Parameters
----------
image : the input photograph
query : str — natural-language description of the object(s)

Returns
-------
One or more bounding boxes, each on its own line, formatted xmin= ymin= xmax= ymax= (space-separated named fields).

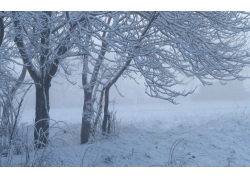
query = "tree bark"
xmin=0 ymin=17 xmax=3 ymax=46
xmin=34 ymin=82 xmax=50 ymax=148
xmin=93 ymin=87 xmax=105 ymax=132
xmin=81 ymin=90 xmax=92 ymax=144
xmin=102 ymin=86 xmax=110 ymax=134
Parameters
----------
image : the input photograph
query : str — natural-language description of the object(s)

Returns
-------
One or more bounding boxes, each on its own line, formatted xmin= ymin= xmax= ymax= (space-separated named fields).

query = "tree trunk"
xmin=102 ymin=86 xmax=110 ymax=134
xmin=93 ymin=87 xmax=105 ymax=133
xmin=1 ymin=100 xmax=10 ymax=127
xmin=101 ymin=59 xmax=133 ymax=134
xmin=34 ymin=83 xmax=50 ymax=148
xmin=81 ymin=90 xmax=93 ymax=144
xmin=0 ymin=17 xmax=4 ymax=46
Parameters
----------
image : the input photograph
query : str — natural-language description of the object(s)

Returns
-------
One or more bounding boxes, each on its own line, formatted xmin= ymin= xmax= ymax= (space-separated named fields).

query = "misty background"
xmin=19 ymin=67 xmax=250 ymax=110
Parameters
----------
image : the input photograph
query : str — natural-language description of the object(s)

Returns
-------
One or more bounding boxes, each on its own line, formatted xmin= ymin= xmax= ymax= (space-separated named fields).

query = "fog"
xmin=12 ymin=47 xmax=250 ymax=113
xmin=20 ymin=70 xmax=250 ymax=112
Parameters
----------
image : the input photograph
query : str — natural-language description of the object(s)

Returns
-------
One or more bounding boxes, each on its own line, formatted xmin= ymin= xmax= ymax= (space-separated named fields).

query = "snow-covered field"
xmin=1 ymin=100 xmax=250 ymax=167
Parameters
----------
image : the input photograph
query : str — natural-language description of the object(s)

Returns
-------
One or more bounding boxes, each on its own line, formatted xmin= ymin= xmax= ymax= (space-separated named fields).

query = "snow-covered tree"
xmin=5 ymin=11 xmax=76 ymax=148
xmin=2 ymin=11 xmax=250 ymax=147
xmin=0 ymin=16 xmax=29 ymax=150
xmin=69 ymin=12 xmax=160 ymax=142
xmin=134 ymin=12 xmax=250 ymax=102
xmin=76 ymin=12 xmax=250 ymax=143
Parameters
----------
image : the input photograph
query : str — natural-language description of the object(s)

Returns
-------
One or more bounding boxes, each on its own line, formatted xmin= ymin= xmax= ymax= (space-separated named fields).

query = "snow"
xmin=1 ymin=100 xmax=250 ymax=167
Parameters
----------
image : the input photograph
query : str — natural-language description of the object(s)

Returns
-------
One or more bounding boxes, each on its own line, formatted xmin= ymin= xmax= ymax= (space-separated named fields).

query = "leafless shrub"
xmin=0 ymin=118 xmax=77 ymax=167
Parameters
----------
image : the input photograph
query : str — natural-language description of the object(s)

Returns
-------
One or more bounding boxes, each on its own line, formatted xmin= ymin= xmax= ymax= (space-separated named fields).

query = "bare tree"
xmin=0 ymin=25 xmax=28 ymax=153
xmin=77 ymin=11 xmax=250 ymax=141
xmin=72 ymin=12 xmax=157 ymax=143
xmin=7 ymin=12 xmax=76 ymax=148
xmin=101 ymin=12 xmax=160 ymax=133
xmin=134 ymin=12 xmax=250 ymax=102
xmin=3 ymin=11 xmax=250 ymax=147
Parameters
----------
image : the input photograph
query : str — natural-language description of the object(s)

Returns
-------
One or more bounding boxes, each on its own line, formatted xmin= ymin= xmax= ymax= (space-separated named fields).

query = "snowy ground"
xmin=1 ymin=100 xmax=250 ymax=167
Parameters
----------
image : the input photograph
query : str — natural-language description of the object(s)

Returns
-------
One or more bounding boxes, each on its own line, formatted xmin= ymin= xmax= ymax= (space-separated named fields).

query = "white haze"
xmin=18 ymin=68 xmax=250 ymax=126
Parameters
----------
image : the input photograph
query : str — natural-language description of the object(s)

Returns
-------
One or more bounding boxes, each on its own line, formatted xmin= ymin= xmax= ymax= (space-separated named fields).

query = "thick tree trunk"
xmin=34 ymin=83 xmax=50 ymax=148
xmin=81 ymin=90 xmax=93 ymax=144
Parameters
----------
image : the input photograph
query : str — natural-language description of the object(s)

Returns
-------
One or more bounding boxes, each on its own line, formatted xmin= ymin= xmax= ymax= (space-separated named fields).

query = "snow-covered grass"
xmin=1 ymin=100 xmax=250 ymax=167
